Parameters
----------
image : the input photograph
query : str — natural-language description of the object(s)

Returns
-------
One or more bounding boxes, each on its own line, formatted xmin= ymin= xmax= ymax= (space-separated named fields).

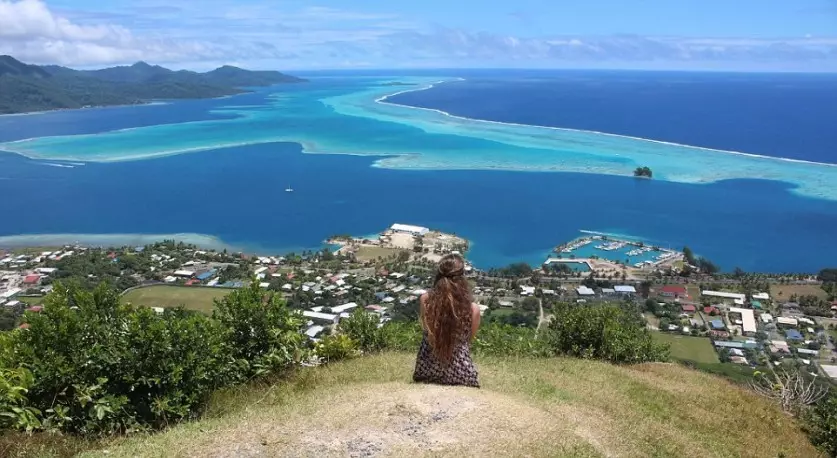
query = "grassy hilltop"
xmin=82 ymin=353 xmax=817 ymax=458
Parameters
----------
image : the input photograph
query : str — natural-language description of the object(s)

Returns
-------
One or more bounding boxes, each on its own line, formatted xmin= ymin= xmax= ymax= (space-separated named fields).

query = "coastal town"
xmin=1 ymin=224 xmax=836 ymax=382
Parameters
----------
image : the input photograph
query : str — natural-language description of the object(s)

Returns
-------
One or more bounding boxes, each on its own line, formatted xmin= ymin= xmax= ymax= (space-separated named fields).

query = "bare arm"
xmin=470 ymin=303 xmax=481 ymax=340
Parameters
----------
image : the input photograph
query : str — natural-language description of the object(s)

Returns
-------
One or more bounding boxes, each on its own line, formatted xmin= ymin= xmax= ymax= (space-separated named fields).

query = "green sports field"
xmin=122 ymin=286 xmax=232 ymax=314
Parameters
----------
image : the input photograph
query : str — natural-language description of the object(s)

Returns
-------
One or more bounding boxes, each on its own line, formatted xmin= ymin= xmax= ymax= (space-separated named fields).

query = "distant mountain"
xmin=0 ymin=56 xmax=306 ymax=115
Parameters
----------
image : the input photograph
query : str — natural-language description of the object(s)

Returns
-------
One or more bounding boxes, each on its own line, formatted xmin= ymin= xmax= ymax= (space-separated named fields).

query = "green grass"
xmin=16 ymin=296 xmax=45 ymax=306
xmin=122 ymin=285 xmax=232 ymax=314
xmin=653 ymin=332 xmax=720 ymax=364
xmin=71 ymin=353 xmax=816 ymax=458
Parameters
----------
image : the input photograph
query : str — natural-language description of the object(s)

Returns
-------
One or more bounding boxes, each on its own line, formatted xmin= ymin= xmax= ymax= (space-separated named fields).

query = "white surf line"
xmin=374 ymin=79 xmax=837 ymax=169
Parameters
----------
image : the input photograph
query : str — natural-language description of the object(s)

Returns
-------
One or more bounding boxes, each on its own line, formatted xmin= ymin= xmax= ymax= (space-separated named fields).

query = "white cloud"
xmin=0 ymin=0 xmax=293 ymax=66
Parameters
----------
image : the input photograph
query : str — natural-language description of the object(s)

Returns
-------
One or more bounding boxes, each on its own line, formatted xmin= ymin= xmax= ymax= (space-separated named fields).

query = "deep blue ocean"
xmin=2 ymin=70 xmax=837 ymax=273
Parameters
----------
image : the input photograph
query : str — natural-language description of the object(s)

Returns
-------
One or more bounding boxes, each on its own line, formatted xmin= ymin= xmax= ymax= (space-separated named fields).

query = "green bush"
xmin=213 ymin=281 xmax=307 ymax=378
xmin=473 ymin=324 xmax=552 ymax=358
xmin=338 ymin=309 xmax=387 ymax=353
xmin=0 ymin=367 xmax=41 ymax=432
xmin=379 ymin=321 xmax=423 ymax=352
xmin=805 ymin=393 xmax=837 ymax=457
xmin=546 ymin=304 xmax=669 ymax=363
xmin=0 ymin=281 xmax=309 ymax=436
xmin=314 ymin=335 xmax=359 ymax=363
xmin=1 ymin=283 xmax=238 ymax=434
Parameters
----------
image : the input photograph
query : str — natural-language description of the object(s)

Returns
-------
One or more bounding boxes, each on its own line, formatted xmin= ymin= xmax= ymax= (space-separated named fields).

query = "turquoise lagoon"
xmin=2 ymin=76 xmax=837 ymax=200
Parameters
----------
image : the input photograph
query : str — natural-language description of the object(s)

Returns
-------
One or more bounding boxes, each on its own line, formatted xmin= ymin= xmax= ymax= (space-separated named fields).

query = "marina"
xmin=552 ymin=234 xmax=681 ymax=269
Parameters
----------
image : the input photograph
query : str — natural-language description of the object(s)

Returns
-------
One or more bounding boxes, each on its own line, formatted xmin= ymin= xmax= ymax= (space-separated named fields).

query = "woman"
xmin=413 ymin=253 xmax=481 ymax=388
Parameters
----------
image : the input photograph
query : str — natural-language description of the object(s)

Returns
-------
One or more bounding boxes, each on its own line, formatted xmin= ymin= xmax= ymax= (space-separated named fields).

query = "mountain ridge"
xmin=0 ymin=55 xmax=306 ymax=114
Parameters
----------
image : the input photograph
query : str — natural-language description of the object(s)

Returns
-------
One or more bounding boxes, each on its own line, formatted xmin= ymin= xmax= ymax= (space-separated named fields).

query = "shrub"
xmin=338 ymin=309 xmax=386 ymax=353
xmin=546 ymin=304 xmax=669 ymax=363
xmin=379 ymin=321 xmax=423 ymax=352
xmin=314 ymin=335 xmax=359 ymax=363
xmin=213 ymin=281 xmax=307 ymax=378
xmin=1 ymin=283 xmax=237 ymax=435
xmin=0 ymin=367 xmax=41 ymax=432
xmin=473 ymin=324 xmax=552 ymax=358
xmin=805 ymin=393 xmax=837 ymax=457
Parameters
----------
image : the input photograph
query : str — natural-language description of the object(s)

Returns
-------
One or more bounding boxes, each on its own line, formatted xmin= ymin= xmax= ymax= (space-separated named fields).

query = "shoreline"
xmin=375 ymin=78 xmax=837 ymax=169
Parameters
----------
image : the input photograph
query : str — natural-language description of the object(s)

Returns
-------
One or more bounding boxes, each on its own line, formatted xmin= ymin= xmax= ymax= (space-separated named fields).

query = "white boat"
xmin=285 ymin=186 xmax=294 ymax=192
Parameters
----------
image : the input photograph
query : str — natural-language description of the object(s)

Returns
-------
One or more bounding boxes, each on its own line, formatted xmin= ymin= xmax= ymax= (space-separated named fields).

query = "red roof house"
xmin=185 ymin=279 xmax=198 ymax=286
xmin=18 ymin=323 xmax=30 ymax=330
xmin=681 ymin=304 xmax=696 ymax=314
xmin=704 ymin=306 xmax=720 ymax=315
xmin=23 ymin=274 xmax=41 ymax=285
xmin=660 ymin=285 xmax=687 ymax=298
xmin=26 ymin=306 xmax=43 ymax=313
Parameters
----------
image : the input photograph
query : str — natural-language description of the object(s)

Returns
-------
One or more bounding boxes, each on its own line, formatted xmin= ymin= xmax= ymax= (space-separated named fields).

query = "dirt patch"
xmin=188 ymin=383 xmax=587 ymax=458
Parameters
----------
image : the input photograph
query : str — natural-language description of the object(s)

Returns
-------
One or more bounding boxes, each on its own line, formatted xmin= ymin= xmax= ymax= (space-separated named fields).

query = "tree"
xmin=682 ymin=246 xmax=696 ymax=265
xmin=750 ymin=370 xmax=829 ymax=414
xmin=807 ymin=393 xmax=837 ymax=456
xmin=633 ymin=166 xmax=653 ymax=178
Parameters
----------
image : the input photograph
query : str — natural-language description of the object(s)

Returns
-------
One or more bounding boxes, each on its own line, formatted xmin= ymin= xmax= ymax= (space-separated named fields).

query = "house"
xmin=303 ymin=311 xmax=338 ymax=325
xmin=797 ymin=348 xmax=819 ymax=357
xmin=184 ymin=279 xmax=199 ymax=286
xmin=770 ymin=340 xmax=790 ymax=354
xmin=709 ymin=319 xmax=725 ymax=330
xmin=703 ymin=306 xmax=720 ymax=315
xmin=390 ymin=223 xmax=430 ymax=236
xmin=331 ymin=302 xmax=359 ymax=314
xmin=785 ymin=329 xmax=804 ymax=341
xmin=750 ymin=301 xmax=763 ymax=310
xmin=23 ymin=274 xmax=41 ymax=285
xmin=702 ymin=290 xmax=746 ymax=306
xmin=752 ymin=292 xmax=770 ymax=301
xmin=520 ymin=286 xmax=536 ymax=296
xmin=576 ymin=286 xmax=595 ymax=296
xmin=365 ymin=305 xmax=385 ymax=313
xmin=34 ymin=267 xmax=57 ymax=275
xmin=681 ymin=304 xmax=696 ymax=314
xmin=305 ymin=325 xmax=325 ymax=339
xmin=173 ymin=270 xmax=195 ymax=278
xmin=660 ymin=285 xmax=687 ymax=298
xmin=196 ymin=270 xmax=216 ymax=281
xmin=601 ymin=288 xmax=616 ymax=296
xmin=614 ymin=285 xmax=636 ymax=295
xmin=760 ymin=313 xmax=774 ymax=324
xmin=729 ymin=307 xmax=757 ymax=335
xmin=777 ymin=317 xmax=798 ymax=328
xmin=164 ymin=276 xmax=177 ymax=283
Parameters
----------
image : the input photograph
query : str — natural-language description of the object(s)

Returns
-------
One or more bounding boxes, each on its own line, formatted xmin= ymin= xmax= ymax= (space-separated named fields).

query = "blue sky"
xmin=1 ymin=0 xmax=835 ymax=70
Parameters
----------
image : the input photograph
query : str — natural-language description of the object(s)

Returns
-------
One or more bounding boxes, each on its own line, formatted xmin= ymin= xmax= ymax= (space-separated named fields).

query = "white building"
xmin=305 ymin=325 xmax=325 ymax=339
xmin=35 ymin=267 xmax=58 ymax=275
xmin=760 ymin=313 xmax=774 ymax=324
xmin=614 ymin=285 xmax=636 ymax=295
xmin=520 ymin=286 xmax=536 ymax=296
xmin=1 ymin=288 xmax=22 ymax=299
xmin=729 ymin=307 xmax=757 ymax=335
xmin=254 ymin=267 xmax=268 ymax=275
xmin=576 ymin=286 xmax=595 ymax=296
xmin=331 ymin=302 xmax=359 ymax=314
xmin=164 ymin=276 xmax=177 ymax=283
xmin=390 ymin=223 xmax=430 ymax=236
xmin=302 ymin=311 xmax=338 ymax=324
xmin=173 ymin=270 xmax=195 ymax=278
xmin=777 ymin=317 xmax=798 ymax=327
xmin=702 ymin=290 xmax=746 ymax=305
xmin=752 ymin=292 xmax=770 ymax=301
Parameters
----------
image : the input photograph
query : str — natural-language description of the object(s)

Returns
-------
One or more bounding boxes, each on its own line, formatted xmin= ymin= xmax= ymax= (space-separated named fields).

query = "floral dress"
xmin=412 ymin=314 xmax=479 ymax=388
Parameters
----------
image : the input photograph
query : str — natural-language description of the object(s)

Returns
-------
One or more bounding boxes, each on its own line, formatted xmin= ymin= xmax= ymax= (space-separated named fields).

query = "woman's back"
xmin=412 ymin=254 xmax=480 ymax=388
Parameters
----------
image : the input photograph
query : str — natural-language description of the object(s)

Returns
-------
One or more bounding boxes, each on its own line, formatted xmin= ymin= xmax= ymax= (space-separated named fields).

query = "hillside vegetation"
xmin=0 ymin=56 xmax=305 ymax=114
xmin=85 ymin=353 xmax=818 ymax=458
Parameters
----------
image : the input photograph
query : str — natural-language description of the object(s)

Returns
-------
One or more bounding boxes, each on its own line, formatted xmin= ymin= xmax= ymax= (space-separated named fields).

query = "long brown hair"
xmin=422 ymin=253 xmax=472 ymax=363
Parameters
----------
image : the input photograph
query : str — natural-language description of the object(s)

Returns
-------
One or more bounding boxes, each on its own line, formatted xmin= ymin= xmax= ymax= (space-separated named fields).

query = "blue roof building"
xmin=785 ymin=329 xmax=804 ymax=341
xmin=196 ymin=269 xmax=216 ymax=281
xmin=710 ymin=319 xmax=726 ymax=330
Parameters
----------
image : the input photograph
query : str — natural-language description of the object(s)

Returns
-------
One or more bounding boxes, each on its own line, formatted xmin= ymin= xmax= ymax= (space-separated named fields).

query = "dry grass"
xmin=86 ymin=353 xmax=820 ymax=458
xmin=770 ymin=284 xmax=829 ymax=301
xmin=355 ymin=246 xmax=408 ymax=263
xmin=122 ymin=286 xmax=231 ymax=314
